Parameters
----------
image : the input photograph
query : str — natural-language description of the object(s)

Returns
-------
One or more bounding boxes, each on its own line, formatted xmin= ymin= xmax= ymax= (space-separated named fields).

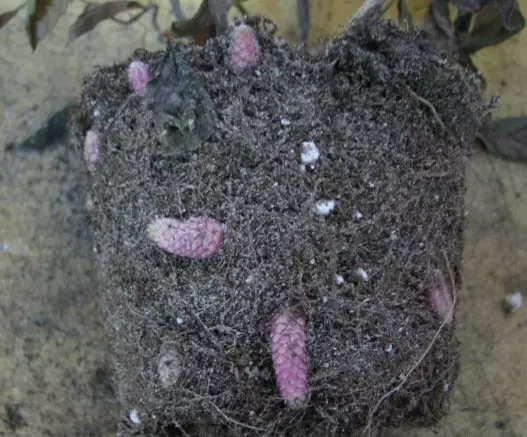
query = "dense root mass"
xmin=72 ymin=15 xmax=482 ymax=437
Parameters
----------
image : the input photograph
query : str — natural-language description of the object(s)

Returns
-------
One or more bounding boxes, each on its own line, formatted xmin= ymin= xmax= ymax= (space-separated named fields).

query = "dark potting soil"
xmin=72 ymin=15 xmax=482 ymax=437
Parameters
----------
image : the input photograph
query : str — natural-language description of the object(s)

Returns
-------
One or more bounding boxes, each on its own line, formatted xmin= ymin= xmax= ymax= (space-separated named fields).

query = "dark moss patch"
xmin=72 ymin=15 xmax=482 ymax=437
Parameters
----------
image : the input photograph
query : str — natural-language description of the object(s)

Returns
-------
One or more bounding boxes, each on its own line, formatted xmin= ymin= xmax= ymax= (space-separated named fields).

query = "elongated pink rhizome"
xmin=270 ymin=308 xmax=309 ymax=408
xmin=148 ymin=216 xmax=225 ymax=259
xmin=128 ymin=60 xmax=150 ymax=96
xmin=427 ymin=269 xmax=454 ymax=324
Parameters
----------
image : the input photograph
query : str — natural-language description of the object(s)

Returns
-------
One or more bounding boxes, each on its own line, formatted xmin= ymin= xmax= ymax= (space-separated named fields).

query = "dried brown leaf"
xmin=397 ymin=0 xmax=413 ymax=29
xmin=450 ymin=0 xmax=489 ymax=13
xmin=170 ymin=0 xmax=185 ymax=21
xmin=297 ymin=0 xmax=310 ymax=43
xmin=454 ymin=12 xmax=472 ymax=34
xmin=233 ymin=0 xmax=250 ymax=16
xmin=430 ymin=0 xmax=455 ymax=40
xmin=477 ymin=116 xmax=527 ymax=161
xmin=495 ymin=0 xmax=518 ymax=28
xmin=208 ymin=0 xmax=231 ymax=36
xmin=460 ymin=2 xmax=525 ymax=54
xmin=166 ymin=0 xmax=249 ymax=44
xmin=67 ymin=1 xmax=143 ymax=44
xmin=169 ymin=0 xmax=216 ymax=44
xmin=25 ymin=0 xmax=71 ymax=50
xmin=0 ymin=3 xmax=24 ymax=30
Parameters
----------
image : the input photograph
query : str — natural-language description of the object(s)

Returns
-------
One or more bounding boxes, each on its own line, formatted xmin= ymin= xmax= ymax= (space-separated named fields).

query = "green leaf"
xmin=25 ymin=0 xmax=71 ymax=50
xmin=477 ymin=116 xmax=527 ymax=161
xmin=67 ymin=1 xmax=143 ymax=45
xmin=460 ymin=2 xmax=525 ymax=55
xmin=0 ymin=3 xmax=24 ymax=30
